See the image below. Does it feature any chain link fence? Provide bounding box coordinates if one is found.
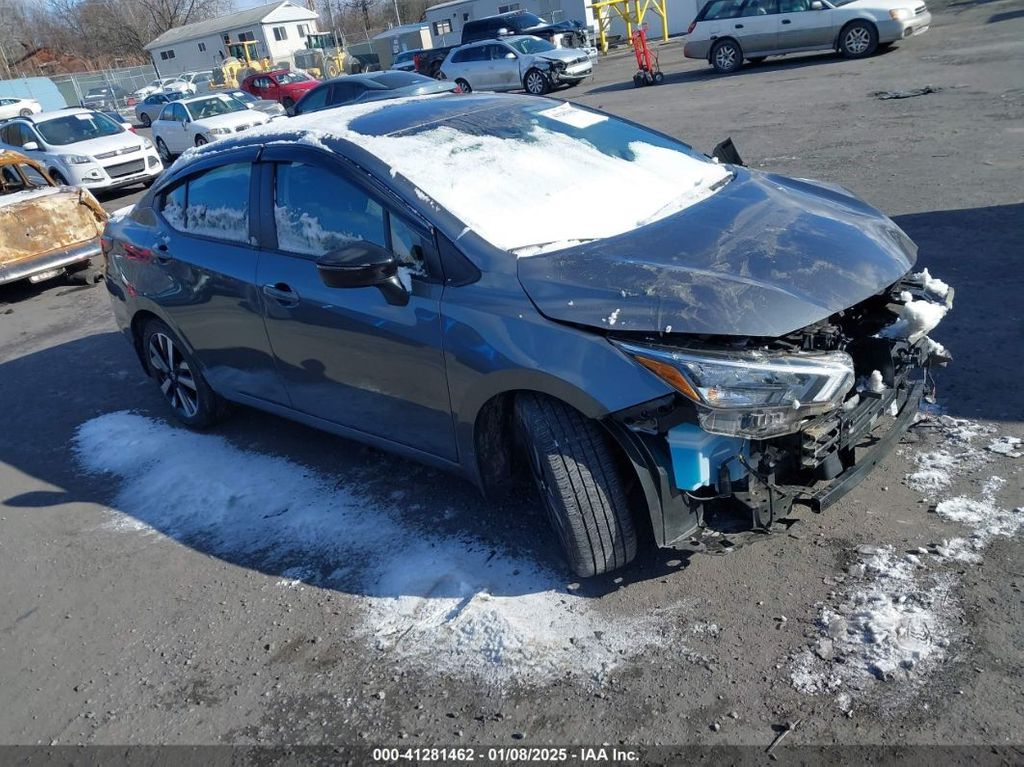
[48,64,159,115]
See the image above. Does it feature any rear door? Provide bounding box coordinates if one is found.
[452,44,489,88]
[253,146,457,461]
[141,149,290,404]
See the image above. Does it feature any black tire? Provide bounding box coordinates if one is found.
[652,71,665,84]
[49,170,69,185]
[524,68,550,95]
[747,56,766,64]
[711,39,743,73]
[839,20,878,58]
[156,137,172,163]
[455,78,472,93]
[142,319,228,429]
[633,73,644,88]
[19,108,32,117]
[282,97,295,114]
[195,135,207,147]
[140,112,152,127]
[514,393,638,577]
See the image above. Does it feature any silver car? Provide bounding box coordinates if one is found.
[440,35,593,95]
[684,0,931,73]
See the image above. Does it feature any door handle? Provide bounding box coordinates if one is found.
[262,282,300,306]
[781,18,792,23]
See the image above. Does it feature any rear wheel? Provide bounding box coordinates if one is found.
[839,20,878,58]
[140,112,152,127]
[514,393,638,577]
[711,39,743,73]
[524,68,550,95]
[455,78,472,93]
[142,319,228,429]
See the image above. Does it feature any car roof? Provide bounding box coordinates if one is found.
[29,108,95,124]
[179,93,234,104]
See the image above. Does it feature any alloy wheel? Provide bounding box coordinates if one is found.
[525,71,546,95]
[147,332,199,419]
[715,43,738,71]
[845,27,871,54]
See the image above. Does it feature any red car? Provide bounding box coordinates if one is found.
[240,69,318,111]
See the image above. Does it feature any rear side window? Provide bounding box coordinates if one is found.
[328,82,358,105]
[296,85,329,113]
[159,163,252,244]
[700,0,745,19]
[453,45,486,63]
[273,162,385,255]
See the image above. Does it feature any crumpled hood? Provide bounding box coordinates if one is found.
[537,48,591,64]
[517,168,917,338]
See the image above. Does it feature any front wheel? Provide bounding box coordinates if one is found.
[515,393,638,577]
[524,68,551,95]
[19,108,32,117]
[194,135,207,147]
[839,21,878,58]
[455,78,472,93]
[281,97,295,114]
[142,319,228,429]
[49,170,69,186]
[711,39,743,73]
[156,137,172,163]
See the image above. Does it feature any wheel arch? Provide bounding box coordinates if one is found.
[835,16,878,49]
[708,36,743,63]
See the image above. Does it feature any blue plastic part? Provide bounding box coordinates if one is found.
[666,423,749,492]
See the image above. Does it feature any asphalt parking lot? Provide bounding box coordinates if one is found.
[1,0,1022,751]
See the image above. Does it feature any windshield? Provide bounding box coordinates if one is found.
[394,51,415,63]
[513,12,547,27]
[277,71,312,85]
[508,37,555,54]
[228,90,257,103]
[36,112,123,145]
[185,96,247,119]
[342,98,731,255]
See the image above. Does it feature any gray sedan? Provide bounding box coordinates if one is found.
[684,0,932,73]
[440,35,593,95]
[292,71,457,116]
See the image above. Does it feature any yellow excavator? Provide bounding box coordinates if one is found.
[210,39,271,90]
[293,32,349,79]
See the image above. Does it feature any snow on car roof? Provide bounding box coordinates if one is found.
[176,93,731,255]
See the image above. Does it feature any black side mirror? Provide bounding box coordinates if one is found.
[711,137,745,167]
[315,241,409,306]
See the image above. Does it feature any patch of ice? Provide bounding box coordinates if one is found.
[986,436,1022,459]
[604,308,621,326]
[73,412,677,686]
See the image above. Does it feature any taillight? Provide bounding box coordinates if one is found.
[687,20,697,34]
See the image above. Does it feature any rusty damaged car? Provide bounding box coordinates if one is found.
[0,148,108,287]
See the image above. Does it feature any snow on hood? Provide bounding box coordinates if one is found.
[193,109,268,130]
[179,94,731,255]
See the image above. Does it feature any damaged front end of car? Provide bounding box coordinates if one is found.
[605,270,953,554]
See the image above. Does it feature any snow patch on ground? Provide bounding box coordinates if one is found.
[987,436,1022,459]
[73,412,678,687]
[904,415,994,496]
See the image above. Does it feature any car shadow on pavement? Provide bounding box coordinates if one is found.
[0,203,1019,603]
[584,48,896,95]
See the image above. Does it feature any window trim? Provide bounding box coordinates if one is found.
[153,151,260,249]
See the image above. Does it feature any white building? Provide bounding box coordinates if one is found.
[423,0,699,49]
[144,1,320,77]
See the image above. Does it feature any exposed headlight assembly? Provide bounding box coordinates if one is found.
[889,8,912,19]
[617,342,855,439]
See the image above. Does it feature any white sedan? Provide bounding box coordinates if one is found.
[0,97,42,120]
[132,78,194,100]
[151,93,270,160]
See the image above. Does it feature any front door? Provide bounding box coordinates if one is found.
[254,148,457,461]
[777,0,835,48]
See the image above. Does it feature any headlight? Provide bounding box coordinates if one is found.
[889,8,912,19]
[60,154,92,164]
[141,138,154,149]
[616,342,855,439]
[209,127,231,135]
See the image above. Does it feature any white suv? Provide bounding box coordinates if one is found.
[0,108,163,191]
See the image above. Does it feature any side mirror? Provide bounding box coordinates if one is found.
[315,241,409,306]
[23,141,39,151]
[810,0,824,8]
[504,52,517,59]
